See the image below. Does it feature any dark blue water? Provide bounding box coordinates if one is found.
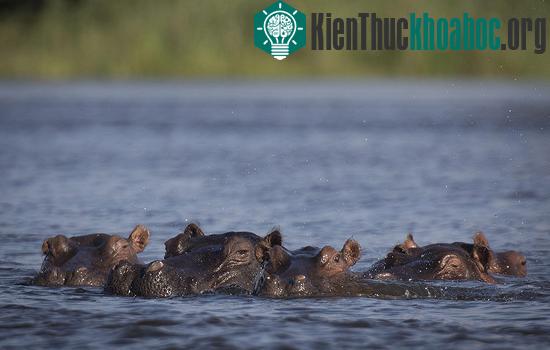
[1,81,549,349]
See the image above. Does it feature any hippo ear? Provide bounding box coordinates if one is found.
[164,223,205,258]
[342,239,361,266]
[471,245,492,272]
[264,229,282,247]
[394,233,417,253]
[128,225,150,253]
[262,245,290,272]
[183,223,204,238]
[473,232,490,248]
[402,233,418,249]
[254,229,283,263]
[42,235,77,260]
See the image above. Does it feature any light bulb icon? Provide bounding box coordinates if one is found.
[264,10,296,60]
[254,1,306,60]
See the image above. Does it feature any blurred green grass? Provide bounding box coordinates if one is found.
[0,0,548,79]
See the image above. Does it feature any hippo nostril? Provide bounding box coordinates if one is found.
[115,262,131,275]
[147,261,164,273]
[288,275,306,286]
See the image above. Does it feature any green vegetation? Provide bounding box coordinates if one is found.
[0,0,548,79]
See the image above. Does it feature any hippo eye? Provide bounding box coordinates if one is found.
[237,249,248,256]
[333,255,340,263]
[521,260,526,266]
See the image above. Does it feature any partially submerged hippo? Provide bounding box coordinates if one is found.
[254,238,362,297]
[386,232,527,277]
[466,232,526,277]
[33,225,150,287]
[364,233,496,283]
[105,224,282,297]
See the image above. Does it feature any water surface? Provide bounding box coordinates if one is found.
[1,81,549,349]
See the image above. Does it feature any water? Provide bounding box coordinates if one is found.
[1,81,549,349]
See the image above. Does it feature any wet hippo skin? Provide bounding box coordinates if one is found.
[392,232,527,277]
[364,232,526,283]
[467,232,527,277]
[254,238,362,297]
[33,225,150,287]
[105,224,282,297]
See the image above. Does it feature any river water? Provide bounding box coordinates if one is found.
[0,81,549,349]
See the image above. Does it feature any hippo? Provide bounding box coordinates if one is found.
[105,224,282,297]
[253,238,362,297]
[385,232,526,277]
[467,232,526,277]
[364,233,496,283]
[33,225,150,287]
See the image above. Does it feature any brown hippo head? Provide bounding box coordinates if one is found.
[34,225,150,287]
[378,231,527,279]
[365,233,496,284]
[106,224,282,297]
[255,238,361,297]
[472,232,527,277]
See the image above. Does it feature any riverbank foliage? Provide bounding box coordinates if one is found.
[0,0,548,79]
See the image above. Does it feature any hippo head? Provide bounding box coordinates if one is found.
[106,224,282,297]
[255,239,361,297]
[472,232,527,277]
[34,225,150,287]
[429,245,494,283]
[373,234,496,283]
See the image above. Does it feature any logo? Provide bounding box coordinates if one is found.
[254,1,306,60]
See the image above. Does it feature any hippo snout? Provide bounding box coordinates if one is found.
[106,260,176,298]
[287,275,314,296]
[33,265,66,286]
[41,235,78,266]
[42,235,69,257]
[105,261,142,296]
